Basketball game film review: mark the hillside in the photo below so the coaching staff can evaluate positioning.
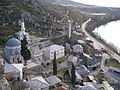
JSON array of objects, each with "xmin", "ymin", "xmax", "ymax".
[
  {"xmin": 1, "ymin": 0, "xmax": 120, "ymax": 46},
  {"xmin": 0, "ymin": 0, "xmax": 87, "ymax": 46}
]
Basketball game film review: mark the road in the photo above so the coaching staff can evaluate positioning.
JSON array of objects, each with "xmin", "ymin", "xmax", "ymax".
[
  {"xmin": 61, "ymin": 10, "xmax": 69, "ymax": 22},
  {"xmin": 82, "ymin": 18, "xmax": 109, "ymax": 50},
  {"xmin": 82, "ymin": 18, "xmax": 120, "ymax": 63},
  {"xmin": 105, "ymin": 71, "xmax": 120, "ymax": 81}
]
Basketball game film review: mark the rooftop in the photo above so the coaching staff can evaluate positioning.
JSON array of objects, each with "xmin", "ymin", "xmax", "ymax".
[
  {"xmin": 41, "ymin": 44, "xmax": 64, "ymax": 52},
  {"xmin": 73, "ymin": 44, "xmax": 83, "ymax": 49},
  {"xmin": 31, "ymin": 76, "xmax": 48, "ymax": 84},
  {"xmin": 5, "ymin": 50, "xmax": 21, "ymax": 56},
  {"xmin": 68, "ymin": 55, "xmax": 78, "ymax": 61},
  {"xmin": 25, "ymin": 76, "xmax": 49, "ymax": 89},
  {"xmin": 46, "ymin": 76, "xmax": 61, "ymax": 85},
  {"xmin": 77, "ymin": 85, "xmax": 97, "ymax": 90},
  {"xmin": 76, "ymin": 65, "xmax": 89, "ymax": 76},
  {"xmin": 99, "ymin": 81, "xmax": 114, "ymax": 90},
  {"xmin": 108, "ymin": 66, "xmax": 120, "ymax": 73},
  {"xmin": 77, "ymin": 40, "xmax": 86, "ymax": 44},
  {"xmin": 15, "ymin": 31, "xmax": 27, "ymax": 35},
  {"xmin": 93, "ymin": 49, "xmax": 102, "ymax": 54},
  {"xmin": 51, "ymin": 86, "xmax": 67, "ymax": 90},
  {"xmin": 5, "ymin": 64, "xmax": 24, "ymax": 73}
]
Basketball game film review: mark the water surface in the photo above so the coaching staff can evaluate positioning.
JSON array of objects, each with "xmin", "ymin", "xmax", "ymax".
[{"xmin": 93, "ymin": 20, "xmax": 120, "ymax": 49}]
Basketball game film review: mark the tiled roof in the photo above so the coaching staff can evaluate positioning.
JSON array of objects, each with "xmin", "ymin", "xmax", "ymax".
[
  {"xmin": 5, "ymin": 64, "xmax": 24, "ymax": 73},
  {"xmin": 46, "ymin": 76, "xmax": 61, "ymax": 85},
  {"xmin": 25, "ymin": 76, "xmax": 49, "ymax": 89}
]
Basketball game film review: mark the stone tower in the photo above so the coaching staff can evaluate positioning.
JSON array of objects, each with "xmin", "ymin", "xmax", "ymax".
[
  {"xmin": 67, "ymin": 19, "xmax": 72, "ymax": 39},
  {"xmin": 21, "ymin": 18, "xmax": 25, "ymax": 31}
]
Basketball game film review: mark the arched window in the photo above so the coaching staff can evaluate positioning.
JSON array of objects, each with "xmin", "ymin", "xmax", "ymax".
[{"xmin": 18, "ymin": 58, "xmax": 22, "ymax": 63}]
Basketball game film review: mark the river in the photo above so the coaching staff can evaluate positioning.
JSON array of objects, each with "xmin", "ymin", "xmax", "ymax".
[{"xmin": 93, "ymin": 20, "xmax": 120, "ymax": 50}]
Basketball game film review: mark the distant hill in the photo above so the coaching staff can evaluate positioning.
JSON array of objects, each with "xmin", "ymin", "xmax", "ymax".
[
  {"xmin": 37, "ymin": 0, "xmax": 120, "ymax": 15},
  {"xmin": 37, "ymin": 0, "xmax": 76, "ymax": 4},
  {"xmin": 0, "ymin": 0, "xmax": 87, "ymax": 45},
  {"xmin": 37, "ymin": 0, "xmax": 89, "ymax": 6}
]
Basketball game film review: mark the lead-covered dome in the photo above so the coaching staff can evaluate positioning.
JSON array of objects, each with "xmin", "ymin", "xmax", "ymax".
[{"xmin": 6, "ymin": 38, "xmax": 21, "ymax": 47}]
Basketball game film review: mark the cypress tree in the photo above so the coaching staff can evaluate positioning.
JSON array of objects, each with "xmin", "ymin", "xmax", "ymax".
[
  {"xmin": 53, "ymin": 52, "xmax": 57, "ymax": 75},
  {"xmin": 71, "ymin": 63, "xmax": 76, "ymax": 87},
  {"xmin": 21, "ymin": 36, "xmax": 31, "ymax": 65}
]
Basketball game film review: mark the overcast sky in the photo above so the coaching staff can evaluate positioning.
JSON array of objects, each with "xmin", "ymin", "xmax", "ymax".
[{"xmin": 71, "ymin": 0, "xmax": 120, "ymax": 7}]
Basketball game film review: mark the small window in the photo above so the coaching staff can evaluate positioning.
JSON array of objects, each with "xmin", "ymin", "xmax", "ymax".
[
  {"xmin": 17, "ymin": 77, "xmax": 20, "ymax": 81},
  {"xmin": 51, "ymin": 52, "xmax": 54, "ymax": 54},
  {"xmin": 18, "ymin": 60, "xmax": 22, "ymax": 63},
  {"xmin": 39, "ymin": 45, "xmax": 42, "ymax": 49}
]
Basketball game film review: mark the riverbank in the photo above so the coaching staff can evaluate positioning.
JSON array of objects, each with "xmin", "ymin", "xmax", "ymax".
[
  {"xmin": 82, "ymin": 18, "xmax": 120, "ymax": 63},
  {"xmin": 85, "ymin": 16, "xmax": 120, "ymax": 54},
  {"xmin": 89, "ymin": 32, "xmax": 119, "ymax": 53},
  {"xmin": 86, "ymin": 19, "xmax": 120, "ymax": 55}
]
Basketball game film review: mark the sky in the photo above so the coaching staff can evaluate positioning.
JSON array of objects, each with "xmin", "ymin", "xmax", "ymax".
[{"xmin": 72, "ymin": 0, "xmax": 120, "ymax": 7}]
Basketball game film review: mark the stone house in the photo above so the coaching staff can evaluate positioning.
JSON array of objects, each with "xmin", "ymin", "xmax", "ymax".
[
  {"xmin": 5, "ymin": 64, "xmax": 24, "ymax": 81},
  {"xmin": 41, "ymin": 44, "xmax": 64, "ymax": 60}
]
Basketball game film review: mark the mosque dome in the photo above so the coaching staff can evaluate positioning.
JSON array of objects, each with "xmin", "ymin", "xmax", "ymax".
[{"xmin": 6, "ymin": 38, "xmax": 21, "ymax": 47}]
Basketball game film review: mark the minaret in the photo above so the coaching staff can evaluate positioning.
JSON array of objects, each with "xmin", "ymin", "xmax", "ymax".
[
  {"xmin": 21, "ymin": 18, "xmax": 25, "ymax": 32},
  {"xmin": 16, "ymin": 16, "xmax": 30, "ymax": 42},
  {"xmin": 68, "ymin": 19, "xmax": 72, "ymax": 39}
]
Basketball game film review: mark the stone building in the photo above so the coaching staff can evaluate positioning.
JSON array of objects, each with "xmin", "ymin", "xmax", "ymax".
[
  {"xmin": 0, "ymin": 57, "xmax": 11, "ymax": 90},
  {"xmin": 41, "ymin": 44, "xmax": 65, "ymax": 60},
  {"xmin": 24, "ymin": 76, "xmax": 49, "ymax": 90},
  {"xmin": 67, "ymin": 55, "xmax": 78, "ymax": 67},
  {"xmin": 5, "ymin": 63, "xmax": 24, "ymax": 81},
  {"xmin": 72, "ymin": 44, "xmax": 83, "ymax": 53}
]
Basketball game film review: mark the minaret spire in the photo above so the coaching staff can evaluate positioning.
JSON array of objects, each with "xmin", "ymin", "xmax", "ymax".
[
  {"xmin": 68, "ymin": 19, "xmax": 72, "ymax": 39},
  {"xmin": 21, "ymin": 17, "xmax": 25, "ymax": 31}
]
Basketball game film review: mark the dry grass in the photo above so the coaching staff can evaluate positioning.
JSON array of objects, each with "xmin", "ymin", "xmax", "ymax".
[{"xmin": 105, "ymin": 62, "xmax": 120, "ymax": 69}]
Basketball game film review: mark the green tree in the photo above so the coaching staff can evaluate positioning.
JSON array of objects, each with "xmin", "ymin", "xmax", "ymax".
[
  {"xmin": 53, "ymin": 52, "xmax": 57, "ymax": 75},
  {"xmin": 84, "ymin": 56, "xmax": 88, "ymax": 68},
  {"xmin": 71, "ymin": 63, "xmax": 76, "ymax": 87},
  {"xmin": 21, "ymin": 36, "xmax": 31, "ymax": 65}
]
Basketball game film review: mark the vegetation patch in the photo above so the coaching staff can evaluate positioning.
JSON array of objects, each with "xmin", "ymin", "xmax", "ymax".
[
  {"xmin": 35, "ymin": 72, "xmax": 45, "ymax": 76},
  {"xmin": 105, "ymin": 62, "xmax": 120, "ymax": 69},
  {"xmin": 57, "ymin": 69, "xmax": 66, "ymax": 79},
  {"xmin": 83, "ymin": 44, "xmax": 94, "ymax": 57},
  {"xmin": 57, "ymin": 56, "xmax": 66, "ymax": 63}
]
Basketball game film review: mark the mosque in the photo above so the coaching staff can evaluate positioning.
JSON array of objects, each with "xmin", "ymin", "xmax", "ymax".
[{"xmin": 4, "ymin": 18, "xmax": 29, "ymax": 64}]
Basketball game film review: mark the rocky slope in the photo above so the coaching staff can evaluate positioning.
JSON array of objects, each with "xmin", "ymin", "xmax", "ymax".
[
  {"xmin": 1, "ymin": 0, "xmax": 120, "ymax": 46},
  {"xmin": 0, "ymin": 0, "xmax": 86, "ymax": 45}
]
